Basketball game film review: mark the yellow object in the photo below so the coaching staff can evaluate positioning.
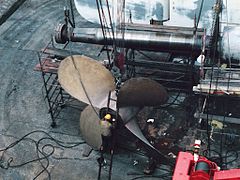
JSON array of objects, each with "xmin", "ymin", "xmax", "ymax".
[
  {"xmin": 211, "ymin": 120, "xmax": 224, "ymax": 129},
  {"xmin": 221, "ymin": 63, "xmax": 227, "ymax": 69},
  {"xmin": 104, "ymin": 114, "xmax": 111, "ymax": 121}
]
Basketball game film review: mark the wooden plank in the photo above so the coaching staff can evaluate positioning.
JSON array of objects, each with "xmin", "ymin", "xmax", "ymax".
[{"xmin": 34, "ymin": 58, "xmax": 60, "ymax": 73}]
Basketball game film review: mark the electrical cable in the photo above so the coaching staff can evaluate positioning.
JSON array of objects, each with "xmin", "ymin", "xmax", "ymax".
[
  {"xmin": 194, "ymin": 1, "xmax": 237, "ymax": 170},
  {"xmin": 105, "ymin": 0, "xmax": 117, "ymax": 68},
  {"xmin": 204, "ymin": 0, "xmax": 223, "ymax": 157},
  {"xmin": 224, "ymin": 0, "xmax": 231, "ymax": 69},
  {"xmin": 69, "ymin": 0, "xmax": 75, "ymax": 28},
  {"xmin": 34, "ymin": 143, "xmax": 53, "ymax": 180},
  {"xmin": 66, "ymin": 7, "xmax": 118, "ymax": 179},
  {"xmin": 129, "ymin": 172, "xmax": 172, "ymax": 180},
  {"xmin": 218, "ymin": 0, "xmax": 233, "ymax": 169},
  {"xmin": 157, "ymin": 92, "xmax": 181, "ymax": 108},
  {"xmin": 0, "ymin": 130, "xmax": 85, "ymax": 179},
  {"xmin": 96, "ymin": 0, "xmax": 112, "ymax": 67},
  {"xmin": 196, "ymin": 0, "xmax": 204, "ymax": 28},
  {"xmin": 105, "ymin": 0, "xmax": 115, "ymax": 47},
  {"xmin": 134, "ymin": 49, "xmax": 189, "ymax": 89},
  {"xmin": 65, "ymin": 7, "xmax": 101, "ymax": 117},
  {"xmin": 69, "ymin": 56, "xmax": 100, "ymax": 117},
  {"xmin": 116, "ymin": 0, "xmax": 126, "ymax": 51},
  {"xmin": 136, "ymin": 50, "xmax": 155, "ymax": 61},
  {"xmin": 117, "ymin": 140, "xmax": 174, "ymax": 170},
  {"xmin": 223, "ymin": 150, "xmax": 238, "ymax": 169}
]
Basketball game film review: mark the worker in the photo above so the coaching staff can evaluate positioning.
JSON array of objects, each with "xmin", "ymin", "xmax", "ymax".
[
  {"xmin": 99, "ymin": 114, "xmax": 113, "ymax": 137},
  {"xmin": 99, "ymin": 113, "xmax": 115, "ymax": 151}
]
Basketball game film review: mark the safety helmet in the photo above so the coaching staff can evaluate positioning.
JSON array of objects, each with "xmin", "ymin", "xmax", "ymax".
[{"xmin": 104, "ymin": 114, "xmax": 111, "ymax": 121}]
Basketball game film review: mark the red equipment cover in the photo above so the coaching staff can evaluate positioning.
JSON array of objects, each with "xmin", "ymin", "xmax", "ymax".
[
  {"xmin": 213, "ymin": 169, "xmax": 240, "ymax": 180},
  {"xmin": 173, "ymin": 152, "xmax": 240, "ymax": 180},
  {"xmin": 172, "ymin": 152, "xmax": 193, "ymax": 180}
]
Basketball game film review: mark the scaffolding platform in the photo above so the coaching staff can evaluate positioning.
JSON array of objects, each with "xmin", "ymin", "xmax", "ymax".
[
  {"xmin": 193, "ymin": 67, "xmax": 240, "ymax": 125},
  {"xmin": 193, "ymin": 67, "xmax": 240, "ymax": 96},
  {"xmin": 34, "ymin": 41, "xmax": 82, "ymax": 127}
]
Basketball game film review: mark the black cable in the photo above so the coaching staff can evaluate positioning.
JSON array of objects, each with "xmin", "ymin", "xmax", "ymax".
[
  {"xmin": 196, "ymin": 0, "xmax": 204, "ymax": 28},
  {"xmin": 97, "ymin": 146, "xmax": 104, "ymax": 180},
  {"xmin": 69, "ymin": 0, "xmax": 75, "ymax": 28},
  {"xmin": 135, "ymin": 50, "xmax": 189, "ymax": 88},
  {"xmin": 49, "ymin": 130, "xmax": 81, "ymax": 138},
  {"xmin": 0, "ymin": 137, "xmax": 53, "ymax": 179},
  {"xmin": 96, "ymin": 0, "xmax": 107, "ymax": 39},
  {"xmin": 219, "ymin": 104, "xmax": 226, "ymax": 167},
  {"xmin": 69, "ymin": 56, "xmax": 99, "ymax": 117},
  {"xmin": 219, "ymin": 2, "xmax": 234, "ymax": 165},
  {"xmin": 136, "ymin": 50, "xmax": 155, "ymax": 61},
  {"xmin": 0, "ymin": 131, "xmax": 85, "ymax": 162},
  {"xmin": 205, "ymin": 8, "xmax": 220, "ymax": 155},
  {"xmin": 223, "ymin": 150, "xmax": 238, "ymax": 168},
  {"xmin": 157, "ymin": 92, "xmax": 181, "ymax": 108},
  {"xmin": 129, "ymin": 173, "xmax": 172, "ymax": 180},
  {"xmin": 0, "ymin": 130, "xmax": 85, "ymax": 179},
  {"xmin": 34, "ymin": 143, "xmax": 54, "ymax": 180},
  {"xmin": 105, "ymin": 0, "xmax": 115, "ymax": 47},
  {"xmin": 203, "ymin": 149, "xmax": 222, "ymax": 165},
  {"xmin": 202, "ymin": 144, "xmax": 239, "ymax": 169},
  {"xmin": 116, "ymin": 0, "xmax": 126, "ymax": 61},
  {"xmin": 117, "ymin": 142, "xmax": 174, "ymax": 170},
  {"xmin": 211, "ymin": 0, "xmax": 232, "ymax": 165},
  {"xmin": 96, "ymin": 0, "xmax": 112, "ymax": 67}
]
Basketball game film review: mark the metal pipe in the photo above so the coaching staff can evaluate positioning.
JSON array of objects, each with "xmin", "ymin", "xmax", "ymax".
[
  {"xmin": 72, "ymin": 28, "xmax": 202, "ymax": 53},
  {"xmin": 55, "ymin": 24, "xmax": 204, "ymax": 54}
]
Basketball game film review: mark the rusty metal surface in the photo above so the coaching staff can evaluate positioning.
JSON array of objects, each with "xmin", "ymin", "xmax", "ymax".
[
  {"xmin": 118, "ymin": 77, "xmax": 168, "ymax": 107},
  {"xmin": 58, "ymin": 55, "xmax": 115, "ymax": 108}
]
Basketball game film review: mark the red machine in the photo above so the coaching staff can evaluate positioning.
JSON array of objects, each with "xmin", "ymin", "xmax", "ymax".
[{"xmin": 173, "ymin": 152, "xmax": 240, "ymax": 180}]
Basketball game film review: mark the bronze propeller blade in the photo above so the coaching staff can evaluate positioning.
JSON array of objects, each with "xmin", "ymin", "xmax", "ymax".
[
  {"xmin": 58, "ymin": 55, "xmax": 169, "ymax": 157},
  {"xmin": 125, "ymin": 117, "xmax": 171, "ymax": 162},
  {"xmin": 58, "ymin": 55, "xmax": 115, "ymax": 108},
  {"xmin": 117, "ymin": 77, "xmax": 168, "ymax": 107},
  {"xmin": 80, "ymin": 105, "xmax": 102, "ymax": 150}
]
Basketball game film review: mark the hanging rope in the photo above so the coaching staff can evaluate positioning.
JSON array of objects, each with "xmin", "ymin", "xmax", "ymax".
[{"xmin": 196, "ymin": 0, "xmax": 205, "ymax": 29}]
